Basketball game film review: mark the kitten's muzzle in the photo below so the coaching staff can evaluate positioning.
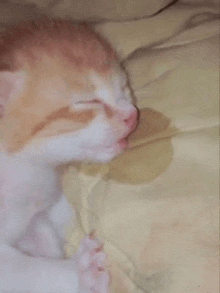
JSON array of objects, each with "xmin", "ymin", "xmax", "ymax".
[
  {"xmin": 123, "ymin": 108, "xmax": 138, "ymax": 133},
  {"xmin": 116, "ymin": 107, "xmax": 138, "ymax": 149}
]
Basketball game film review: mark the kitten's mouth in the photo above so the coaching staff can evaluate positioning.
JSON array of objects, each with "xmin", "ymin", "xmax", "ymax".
[
  {"xmin": 117, "ymin": 137, "xmax": 128, "ymax": 149},
  {"xmin": 107, "ymin": 137, "xmax": 129, "ymax": 152},
  {"xmin": 90, "ymin": 137, "xmax": 130, "ymax": 163},
  {"xmin": 104, "ymin": 137, "xmax": 128, "ymax": 150}
]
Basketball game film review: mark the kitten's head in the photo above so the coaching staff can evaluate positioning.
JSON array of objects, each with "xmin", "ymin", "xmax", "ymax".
[{"xmin": 0, "ymin": 19, "xmax": 138, "ymax": 165}]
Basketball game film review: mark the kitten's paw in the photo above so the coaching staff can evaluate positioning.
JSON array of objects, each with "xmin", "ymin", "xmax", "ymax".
[{"xmin": 76, "ymin": 233, "xmax": 110, "ymax": 293}]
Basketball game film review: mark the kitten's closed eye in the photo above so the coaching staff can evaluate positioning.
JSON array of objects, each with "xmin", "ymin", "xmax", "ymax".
[{"xmin": 75, "ymin": 99, "xmax": 101, "ymax": 104}]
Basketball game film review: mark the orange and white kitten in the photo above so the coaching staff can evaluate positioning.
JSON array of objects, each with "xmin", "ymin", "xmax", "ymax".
[{"xmin": 0, "ymin": 19, "xmax": 137, "ymax": 293}]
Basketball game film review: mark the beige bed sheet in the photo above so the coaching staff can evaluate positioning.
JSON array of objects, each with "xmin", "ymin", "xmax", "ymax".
[{"xmin": 0, "ymin": 0, "xmax": 219, "ymax": 292}]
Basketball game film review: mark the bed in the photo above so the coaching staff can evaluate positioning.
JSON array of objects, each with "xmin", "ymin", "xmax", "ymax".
[{"xmin": 0, "ymin": 0, "xmax": 219, "ymax": 292}]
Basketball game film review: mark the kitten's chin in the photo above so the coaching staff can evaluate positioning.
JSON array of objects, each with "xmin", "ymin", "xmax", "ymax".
[{"xmin": 89, "ymin": 138, "xmax": 128, "ymax": 163}]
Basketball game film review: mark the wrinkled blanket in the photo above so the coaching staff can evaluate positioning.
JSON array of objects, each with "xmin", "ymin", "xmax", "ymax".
[{"xmin": 0, "ymin": 0, "xmax": 219, "ymax": 292}]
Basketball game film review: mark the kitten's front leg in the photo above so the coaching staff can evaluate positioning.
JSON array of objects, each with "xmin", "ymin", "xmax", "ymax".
[
  {"xmin": 17, "ymin": 194, "xmax": 75, "ymax": 258},
  {"xmin": 0, "ymin": 235, "xmax": 110, "ymax": 293},
  {"xmin": 0, "ymin": 243, "xmax": 80, "ymax": 293},
  {"xmin": 0, "ymin": 193, "xmax": 110, "ymax": 292},
  {"xmin": 16, "ymin": 213, "xmax": 65, "ymax": 258}
]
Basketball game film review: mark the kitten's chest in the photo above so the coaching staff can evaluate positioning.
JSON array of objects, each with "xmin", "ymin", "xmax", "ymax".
[{"xmin": 0, "ymin": 151, "xmax": 61, "ymax": 212}]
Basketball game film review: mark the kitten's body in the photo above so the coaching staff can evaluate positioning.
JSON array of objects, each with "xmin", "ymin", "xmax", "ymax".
[{"xmin": 0, "ymin": 19, "xmax": 137, "ymax": 292}]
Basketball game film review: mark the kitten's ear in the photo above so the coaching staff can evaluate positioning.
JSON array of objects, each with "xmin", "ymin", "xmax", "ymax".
[{"xmin": 0, "ymin": 71, "xmax": 27, "ymax": 116}]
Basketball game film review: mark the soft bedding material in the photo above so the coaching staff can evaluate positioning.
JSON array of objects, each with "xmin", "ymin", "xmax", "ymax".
[{"xmin": 0, "ymin": 1, "xmax": 219, "ymax": 292}]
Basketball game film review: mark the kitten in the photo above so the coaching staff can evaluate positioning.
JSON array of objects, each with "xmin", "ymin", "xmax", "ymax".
[{"xmin": 0, "ymin": 18, "xmax": 138, "ymax": 293}]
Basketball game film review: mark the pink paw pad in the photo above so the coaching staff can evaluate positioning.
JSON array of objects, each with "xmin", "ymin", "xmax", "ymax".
[{"xmin": 76, "ymin": 233, "xmax": 110, "ymax": 293}]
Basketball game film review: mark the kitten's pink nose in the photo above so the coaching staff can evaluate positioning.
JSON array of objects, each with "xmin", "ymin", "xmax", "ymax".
[{"xmin": 123, "ymin": 109, "xmax": 138, "ymax": 131}]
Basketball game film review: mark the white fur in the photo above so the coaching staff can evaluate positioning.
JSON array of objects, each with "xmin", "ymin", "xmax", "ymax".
[{"xmin": 0, "ymin": 71, "xmax": 137, "ymax": 292}]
